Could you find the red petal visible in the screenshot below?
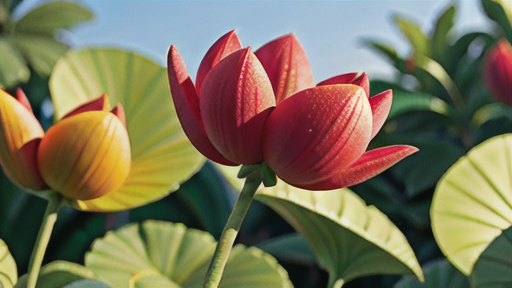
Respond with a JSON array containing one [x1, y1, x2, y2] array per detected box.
[[201, 48, 275, 164], [263, 85, 372, 188], [296, 145, 419, 190], [318, 72, 370, 97], [167, 45, 236, 166], [369, 90, 392, 139], [110, 103, 126, 128], [255, 34, 315, 104], [62, 94, 109, 119], [196, 30, 242, 96], [20, 138, 47, 190], [16, 88, 33, 113]]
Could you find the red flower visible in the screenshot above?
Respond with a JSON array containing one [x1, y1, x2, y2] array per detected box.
[[483, 38, 512, 106], [167, 30, 418, 190]]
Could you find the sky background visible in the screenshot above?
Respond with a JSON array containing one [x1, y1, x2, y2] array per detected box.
[[18, 1, 494, 82]]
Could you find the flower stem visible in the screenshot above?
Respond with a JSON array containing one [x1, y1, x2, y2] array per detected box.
[[203, 171, 262, 288], [26, 193, 62, 288]]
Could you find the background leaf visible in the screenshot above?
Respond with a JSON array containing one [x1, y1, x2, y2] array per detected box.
[[393, 15, 430, 55], [431, 134, 512, 275], [255, 183, 424, 286], [0, 239, 17, 288], [471, 226, 512, 288], [257, 233, 317, 266], [14, 2, 93, 35], [0, 38, 29, 88], [85, 220, 293, 288], [394, 259, 470, 288], [431, 5, 456, 65], [50, 48, 204, 212], [481, 0, 512, 43]]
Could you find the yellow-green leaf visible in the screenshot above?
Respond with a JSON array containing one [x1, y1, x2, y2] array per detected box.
[[255, 182, 424, 286], [0, 239, 17, 288], [431, 134, 512, 275], [50, 48, 204, 212], [85, 220, 292, 288]]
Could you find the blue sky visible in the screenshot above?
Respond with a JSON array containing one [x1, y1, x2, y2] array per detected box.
[[19, 1, 492, 82]]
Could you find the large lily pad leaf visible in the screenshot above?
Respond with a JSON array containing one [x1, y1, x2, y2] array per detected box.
[[49, 48, 204, 212], [431, 134, 512, 275], [0, 239, 17, 288], [255, 182, 424, 286], [15, 260, 94, 288], [471, 226, 512, 288], [394, 259, 470, 288], [85, 220, 292, 288]]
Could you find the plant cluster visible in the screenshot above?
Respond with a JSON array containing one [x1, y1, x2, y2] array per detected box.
[[0, 1, 511, 288]]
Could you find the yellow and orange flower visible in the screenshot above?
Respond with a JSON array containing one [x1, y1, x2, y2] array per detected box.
[[0, 90, 133, 204]]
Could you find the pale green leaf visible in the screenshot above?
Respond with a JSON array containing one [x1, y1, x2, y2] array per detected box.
[[86, 220, 293, 288], [255, 182, 424, 286], [15, 260, 94, 288], [394, 259, 470, 288], [431, 134, 512, 275], [49, 48, 204, 212], [0, 37, 30, 89], [0, 239, 17, 288], [471, 226, 512, 288], [14, 2, 93, 36], [14, 35, 69, 76]]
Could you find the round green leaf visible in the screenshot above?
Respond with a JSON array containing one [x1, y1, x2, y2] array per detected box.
[[394, 259, 470, 288], [255, 182, 424, 286], [49, 48, 204, 212], [431, 133, 512, 275], [0, 239, 17, 288], [471, 226, 512, 288], [15, 260, 93, 288], [85, 220, 292, 288]]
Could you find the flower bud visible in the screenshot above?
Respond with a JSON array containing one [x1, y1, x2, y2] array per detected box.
[[483, 38, 512, 106], [38, 110, 131, 200], [0, 89, 46, 190]]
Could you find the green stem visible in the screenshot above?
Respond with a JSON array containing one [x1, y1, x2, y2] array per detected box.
[[26, 193, 62, 288], [203, 172, 262, 288]]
